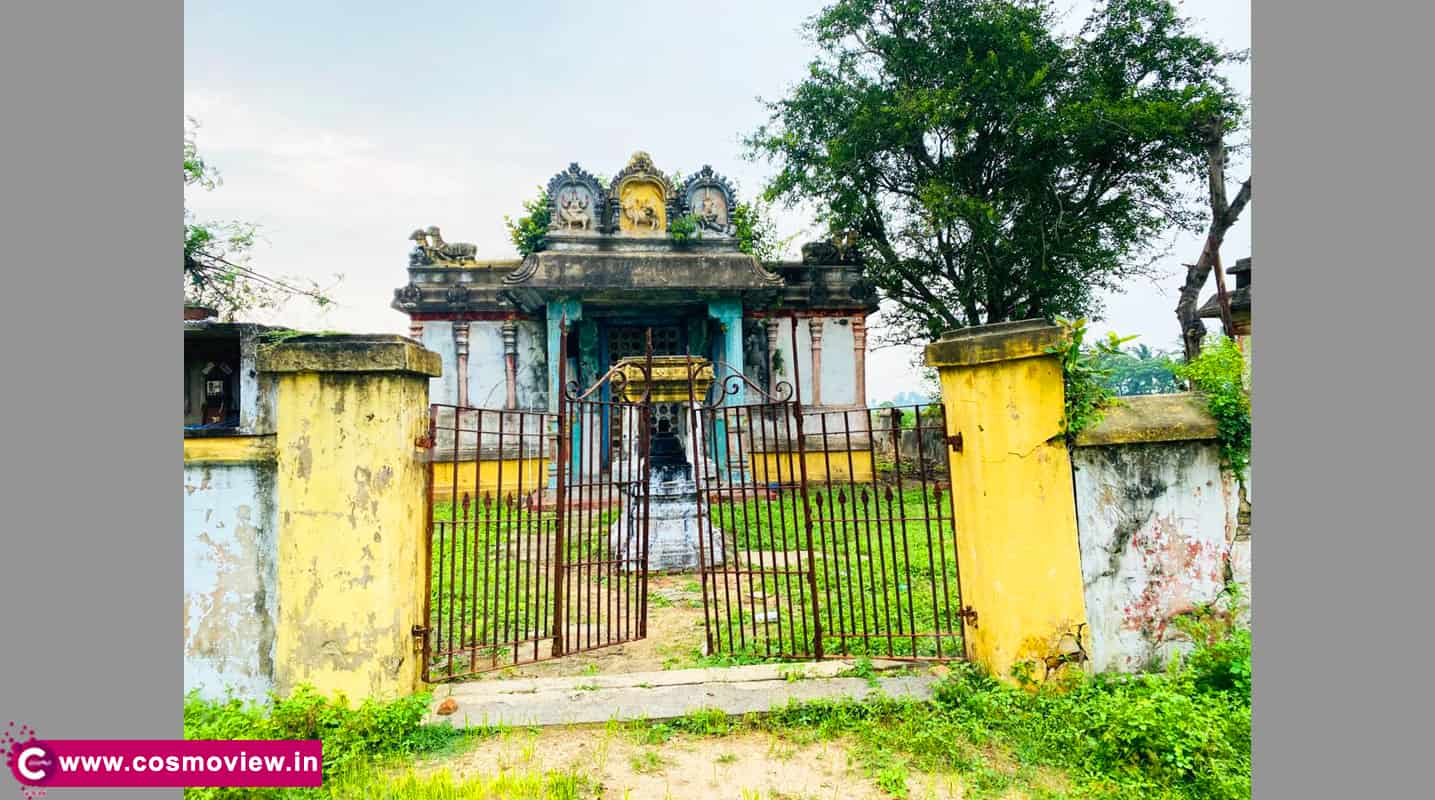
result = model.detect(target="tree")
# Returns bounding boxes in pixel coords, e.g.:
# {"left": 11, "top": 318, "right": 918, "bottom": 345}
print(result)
{"left": 1173, "top": 126, "right": 1250, "bottom": 360}
{"left": 747, "top": 0, "right": 1245, "bottom": 344}
{"left": 1097, "top": 342, "right": 1181, "bottom": 396}
{"left": 184, "top": 118, "right": 334, "bottom": 318}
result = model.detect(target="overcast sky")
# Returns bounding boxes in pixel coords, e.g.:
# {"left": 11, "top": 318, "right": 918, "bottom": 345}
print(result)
{"left": 184, "top": 0, "right": 1250, "bottom": 404}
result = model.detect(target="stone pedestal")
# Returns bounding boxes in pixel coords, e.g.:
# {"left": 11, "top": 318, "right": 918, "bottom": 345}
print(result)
{"left": 610, "top": 414, "right": 723, "bottom": 573}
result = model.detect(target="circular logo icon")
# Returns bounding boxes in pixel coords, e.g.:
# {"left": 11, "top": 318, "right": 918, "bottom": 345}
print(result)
{"left": 10, "top": 741, "right": 56, "bottom": 786}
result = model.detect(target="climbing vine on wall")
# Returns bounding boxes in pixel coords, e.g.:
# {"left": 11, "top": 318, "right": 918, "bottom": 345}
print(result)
{"left": 1049, "top": 317, "right": 1135, "bottom": 444}
{"left": 1175, "top": 336, "right": 1251, "bottom": 474}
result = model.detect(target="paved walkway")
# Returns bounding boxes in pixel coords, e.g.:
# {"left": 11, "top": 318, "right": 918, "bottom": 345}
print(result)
{"left": 427, "top": 660, "right": 938, "bottom": 727}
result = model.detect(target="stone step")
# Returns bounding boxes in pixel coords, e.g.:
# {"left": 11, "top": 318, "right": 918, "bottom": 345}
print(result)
{"left": 427, "top": 660, "right": 936, "bottom": 728}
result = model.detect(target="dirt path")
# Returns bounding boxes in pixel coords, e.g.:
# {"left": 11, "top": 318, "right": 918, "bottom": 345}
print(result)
{"left": 417, "top": 725, "right": 969, "bottom": 800}
{"left": 453, "top": 574, "right": 710, "bottom": 681}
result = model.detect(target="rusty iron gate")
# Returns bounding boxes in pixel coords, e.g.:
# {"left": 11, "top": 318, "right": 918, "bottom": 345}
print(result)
{"left": 688, "top": 322, "right": 968, "bottom": 662}
{"left": 420, "top": 332, "right": 653, "bottom": 681}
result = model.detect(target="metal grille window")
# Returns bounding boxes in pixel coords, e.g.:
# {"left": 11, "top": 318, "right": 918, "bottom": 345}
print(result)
{"left": 610, "top": 326, "right": 680, "bottom": 361}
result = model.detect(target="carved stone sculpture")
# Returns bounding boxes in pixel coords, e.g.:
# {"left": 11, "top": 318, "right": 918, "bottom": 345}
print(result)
{"left": 546, "top": 163, "right": 607, "bottom": 234}
{"left": 426, "top": 226, "right": 477, "bottom": 263}
{"left": 409, "top": 226, "right": 477, "bottom": 265}
{"left": 556, "top": 188, "right": 595, "bottom": 231}
{"left": 612, "top": 151, "right": 673, "bottom": 235}
{"left": 408, "top": 229, "right": 434, "bottom": 266}
{"left": 444, "top": 285, "right": 470, "bottom": 306}
{"left": 695, "top": 189, "right": 728, "bottom": 233}
{"left": 681, "top": 166, "right": 738, "bottom": 237}
{"left": 393, "top": 282, "right": 422, "bottom": 310}
{"left": 622, "top": 194, "right": 662, "bottom": 231}
{"left": 801, "top": 235, "right": 861, "bottom": 265}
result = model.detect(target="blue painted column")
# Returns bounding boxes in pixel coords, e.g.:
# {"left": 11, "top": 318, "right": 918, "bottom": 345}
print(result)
{"left": 707, "top": 299, "right": 744, "bottom": 476}
{"left": 546, "top": 299, "right": 582, "bottom": 488}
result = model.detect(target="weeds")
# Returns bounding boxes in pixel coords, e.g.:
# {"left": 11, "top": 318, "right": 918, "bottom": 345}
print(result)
{"left": 627, "top": 749, "right": 668, "bottom": 775}
{"left": 631, "top": 628, "right": 1252, "bottom": 800}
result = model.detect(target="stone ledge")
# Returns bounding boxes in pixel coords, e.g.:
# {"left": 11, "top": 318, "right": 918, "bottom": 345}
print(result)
{"left": 1074, "top": 393, "right": 1218, "bottom": 447}
{"left": 924, "top": 319, "right": 1061, "bottom": 368}
{"left": 256, "top": 334, "right": 442, "bottom": 377}
{"left": 183, "top": 433, "right": 277, "bottom": 465}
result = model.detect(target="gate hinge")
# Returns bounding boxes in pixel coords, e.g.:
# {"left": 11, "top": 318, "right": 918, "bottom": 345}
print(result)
{"left": 955, "top": 606, "right": 978, "bottom": 628}
{"left": 946, "top": 432, "right": 963, "bottom": 452}
{"left": 415, "top": 435, "right": 435, "bottom": 449}
{"left": 411, "top": 624, "right": 429, "bottom": 638}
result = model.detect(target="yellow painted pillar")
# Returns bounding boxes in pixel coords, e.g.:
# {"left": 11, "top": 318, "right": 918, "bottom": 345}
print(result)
{"left": 924, "top": 320, "right": 1088, "bottom": 683}
{"left": 259, "top": 335, "right": 442, "bottom": 701}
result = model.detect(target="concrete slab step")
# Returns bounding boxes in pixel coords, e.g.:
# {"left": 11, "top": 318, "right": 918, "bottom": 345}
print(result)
{"left": 427, "top": 661, "right": 936, "bottom": 728}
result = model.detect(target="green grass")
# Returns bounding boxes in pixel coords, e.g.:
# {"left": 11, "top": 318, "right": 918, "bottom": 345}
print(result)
{"left": 703, "top": 484, "right": 963, "bottom": 660}
{"left": 426, "top": 500, "right": 631, "bottom": 677}
{"left": 325, "top": 766, "right": 591, "bottom": 800}
{"left": 187, "top": 624, "right": 1249, "bottom": 800}
{"left": 427, "top": 480, "right": 963, "bottom": 672}
{"left": 645, "top": 628, "right": 1253, "bottom": 800}
{"left": 182, "top": 686, "right": 483, "bottom": 799}
{"left": 184, "top": 688, "right": 592, "bottom": 799}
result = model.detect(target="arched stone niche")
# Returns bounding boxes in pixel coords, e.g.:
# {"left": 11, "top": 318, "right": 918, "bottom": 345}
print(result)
{"left": 681, "top": 165, "right": 738, "bottom": 237}
{"left": 547, "top": 163, "right": 606, "bottom": 234}
{"left": 610, "top": 151, "right": 675, "bottom": 236}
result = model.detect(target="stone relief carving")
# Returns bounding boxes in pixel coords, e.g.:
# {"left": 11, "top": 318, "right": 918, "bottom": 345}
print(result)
{"left": 546, "top": 163, "right": 606, "bottom": 233}
{"left": 408, "top": 230, "right": 432, "bottom": 266}
{"left": 801, "top": 233, "right": 862, "bottom": 265}
{"left": 680, "top": 165, "right": 737, "bottom": 236}
{"left": 393, "top": 282, "right": 423, "bottom": 310}
{"left": 556, "top": 189, "right": 596, "bottom": 231}
{"left": 444, "top": 285, "right": 470, "bottom": 307}
{"left": 610, "top": 151, "right": 674, "bottom": 235}
{"left": 621, "top": 190, "right": 663, "bottom": 232}
{"left": 409, "top": 226, "right": 478, "bottom": 265}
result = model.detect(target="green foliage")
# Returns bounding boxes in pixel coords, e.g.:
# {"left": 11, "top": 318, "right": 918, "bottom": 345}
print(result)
{"left": 184, "top": 117, "right": 336, "bottom": 319}
{"left": 769, "top": 347, "right": 785, "bottom": 376}
{"left": 668, "top": 628, "right": 1252, "bottom": 799}
{"left": 505, "top": 187, "right": 551, "bottom": 256}
{"left": 1096, "top": 343, "right": 1182, "bottom": 396}
{"left": 357, "top": 768, "right": 591, "bottom": 800}
{"left": 747, "top": 0, "right": 1245, "bottom": 344}
{"left": 1174, "top": 336, "right": 1251, "bottom": 473}
{"left": 182, "top": 685, "right": 468, "bottom": 799}
{"left": 705, "top": 486, "right": 964, "bottom": 660}
{"left": 731, "top": 200, "right": 788, "bottom": 262}
{"left": 1049, "top": 317, "right": 1134, "bottom": 442}
{"left": 668, "top": 213, "right": 700, "bottom": 244}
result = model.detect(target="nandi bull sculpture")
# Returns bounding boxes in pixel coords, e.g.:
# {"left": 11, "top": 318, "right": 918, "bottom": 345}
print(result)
{"left": 408, "top": 226, "right": 478, "bottom": 265}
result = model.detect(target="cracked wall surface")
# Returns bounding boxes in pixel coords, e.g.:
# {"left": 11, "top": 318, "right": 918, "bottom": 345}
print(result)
{"left": 182, "top": 460, "right": 278, "bottom": 700}
{"left": 1073, "top": 440, "right": 1242, "bottom": 672}
{"left": 273, "top": 371, "right": 429, "bottom": 700}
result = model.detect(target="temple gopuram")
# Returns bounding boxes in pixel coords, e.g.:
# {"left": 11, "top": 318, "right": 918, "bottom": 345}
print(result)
{"left": 392, "top": 152, "right": 877, "bottom": 425}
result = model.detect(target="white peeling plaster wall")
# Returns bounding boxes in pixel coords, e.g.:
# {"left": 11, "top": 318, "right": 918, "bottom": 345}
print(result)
{"left": 183, "top": 461, "right": 278, "bottom": 701}
{"left": 819, "top": 318, "right": 858, "bottom": 407}
{"left": 768, "top": 317, "right": 855, "bottom": 406}
{"left": 516, "top": 321, "right": 547, "bottom": 410}
{"left": 466, "top": 321, "right": 507, "bottom": 410}
{"left": 421, "top": 321, "right": 458, "bottom": 406}
{"left": 1073, "top": 440, "right": 1240, "bottom": 673}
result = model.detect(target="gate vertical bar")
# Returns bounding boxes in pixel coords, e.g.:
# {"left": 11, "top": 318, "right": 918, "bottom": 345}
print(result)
{"left": 552, "top": 321, "right": 569, "bottom": 657}
{"left": 420, "top": 406, "right": 437, "bottom": 681}
{"left": 638, "top": 332, "right": 654, "bottom": 639}
{"left": 788, "top": 312, "right": 822, "bottom": 658}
